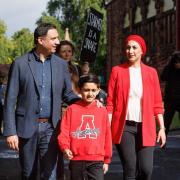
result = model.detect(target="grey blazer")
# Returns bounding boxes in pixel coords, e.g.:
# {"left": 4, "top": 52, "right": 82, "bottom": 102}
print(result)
{"left": 3, "top": 50, "right": 79, "bottom": 138}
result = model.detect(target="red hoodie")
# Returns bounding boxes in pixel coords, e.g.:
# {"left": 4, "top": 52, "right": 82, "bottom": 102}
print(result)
{"left": 58, "top": 100, "right": 112, "bottom": 164}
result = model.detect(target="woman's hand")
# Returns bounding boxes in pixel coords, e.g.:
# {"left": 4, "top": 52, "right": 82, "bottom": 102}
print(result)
{"left": 157, "top": 128, "right": 166, "bottom": 148}
{"left": 156, "top": 114, "right": 166, "bottom": 148}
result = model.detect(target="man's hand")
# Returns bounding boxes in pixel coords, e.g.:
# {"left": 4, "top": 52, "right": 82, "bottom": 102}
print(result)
{"left": 95, "top": 99, "right": 103, "bottom": 108}
{"left": 6, "top": 135, "right": 19, "bottom": 151}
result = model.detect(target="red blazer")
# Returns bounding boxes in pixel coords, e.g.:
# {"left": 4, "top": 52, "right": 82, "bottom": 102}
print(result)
{"left": 107, "top": 62, "right": 164, "bottom": 146}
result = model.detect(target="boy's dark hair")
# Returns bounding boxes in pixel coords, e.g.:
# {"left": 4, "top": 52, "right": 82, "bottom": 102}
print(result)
{"left": 56, "top": 40, "right": 75, "bottom": 55}
{"left": 34, "top": 23, "right": 57, "bottom": 45}
{"left": 78, "top": 74, "right": 100, "bottom": 89}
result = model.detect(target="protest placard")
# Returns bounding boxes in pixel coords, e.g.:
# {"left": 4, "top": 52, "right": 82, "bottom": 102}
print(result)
{"left": 80, "top": 8, "right": 103, "bottom": 63}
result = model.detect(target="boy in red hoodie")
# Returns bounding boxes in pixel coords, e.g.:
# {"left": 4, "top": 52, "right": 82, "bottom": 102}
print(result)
{"left": 58, "top": 74, "right": 112, "bottom": 180}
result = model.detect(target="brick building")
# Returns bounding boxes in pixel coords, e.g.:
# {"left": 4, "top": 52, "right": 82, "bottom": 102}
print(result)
{"left": 105, "top": 0, "right": 179, "bottom": 85}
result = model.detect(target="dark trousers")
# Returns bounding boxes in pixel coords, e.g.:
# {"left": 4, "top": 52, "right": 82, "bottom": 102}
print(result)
{"left": 116, "top": 123, "right": 154, "bottom": 180}
{"left": 57, "top": 150, "right": 65, "bottom": 180}
{"left": 164, "top": 101, "right": 180, "bottom": 135}
{"left": 69, "top": 161, "right": 104, "bottom": 180}
{"left": 0, "top": 104, "right": 3, "bottom": 134}
{"left": 19, "top": 122, "right": 58, "bottom": 180}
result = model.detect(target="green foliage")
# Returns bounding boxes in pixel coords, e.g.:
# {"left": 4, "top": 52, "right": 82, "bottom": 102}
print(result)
{"left": 47, "top": 0, "right": 62, "bottom": 19}
{"left": 0, "top": 19, "right": 14, "bottom": 64}
{"left": 0, "top": 20, "right": 34, "bottom": 64}
{"left": 47, "top": 0, "right": 107, "bottom": 75}
{"left": 36, "top": 13, "right": 64, "bottom": 39}
{"left": 11, "top": 28, "right": 34, "bottom": 58}
{"left": 47, "top": 0, "right": 78, "bottom": 30}
{"left": 0, "top": 36, "right": 14, "bottom": 64}
{"left": 0, "top": 19, "right": 7, "bottom": 35}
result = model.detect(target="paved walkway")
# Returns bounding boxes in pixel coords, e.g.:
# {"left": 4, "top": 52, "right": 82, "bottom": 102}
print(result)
{"left": 0, "top": 130, "right": 180, "bottom": 180}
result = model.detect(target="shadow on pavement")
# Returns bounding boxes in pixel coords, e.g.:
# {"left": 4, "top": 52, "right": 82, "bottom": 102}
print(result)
{"left": 0, "top": 129, "right": 180, "bottom": 180}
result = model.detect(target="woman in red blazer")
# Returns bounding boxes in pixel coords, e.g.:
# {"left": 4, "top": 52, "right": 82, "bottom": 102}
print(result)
{"left": 107, "top": 34, "right": 166, "bottom": 180}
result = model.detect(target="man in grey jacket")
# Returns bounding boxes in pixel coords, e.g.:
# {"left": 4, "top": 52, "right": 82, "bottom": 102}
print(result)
{"left": 3, "top": 23, "right": 79, "bottom": 180}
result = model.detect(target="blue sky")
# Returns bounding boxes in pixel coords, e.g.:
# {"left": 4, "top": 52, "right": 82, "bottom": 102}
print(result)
{"left": 0, "top": 0, "right": 49, "bottom": 37}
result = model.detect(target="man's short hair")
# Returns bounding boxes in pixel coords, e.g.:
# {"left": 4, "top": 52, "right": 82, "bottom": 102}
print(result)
{"left": 34, "top": 23, "right": 57, "bottom": 45}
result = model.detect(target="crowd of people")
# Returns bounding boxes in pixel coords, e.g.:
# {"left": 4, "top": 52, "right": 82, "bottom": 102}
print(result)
{"left": 1, "top": 22, "right": 179, "bottom": 180}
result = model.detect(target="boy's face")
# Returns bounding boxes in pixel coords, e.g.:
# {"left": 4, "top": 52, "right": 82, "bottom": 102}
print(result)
{"left": 80, "top": 83, "right": 100, "bottom": 104}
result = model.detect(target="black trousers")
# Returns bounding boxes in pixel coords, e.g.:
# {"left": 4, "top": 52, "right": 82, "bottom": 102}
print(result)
{"left": 69, "top": 161, "right": 104, "bottom": 180}
{"left": 116, "top": 122, "right": 154, "bottom": 180}
{"left": 57, "top": 150, "right": 65, "bottom": 180}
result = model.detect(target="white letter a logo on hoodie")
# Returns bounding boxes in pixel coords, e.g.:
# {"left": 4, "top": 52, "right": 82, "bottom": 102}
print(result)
{"left": 77, "top": 115, "right": 98, "bottom": 139}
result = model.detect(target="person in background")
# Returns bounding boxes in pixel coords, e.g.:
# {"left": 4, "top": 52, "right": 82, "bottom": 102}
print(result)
{"left": 0, "top": 83, "right": 3, "bottom": 135}
{"left": 80, "top": 61, "right": 90, "bottom": 76}
{"left": 56, "top": 40, "right": 75, "bottom": 62}
{"left": 56, "top": 40, "right": 80, "bottom": 180}
{"left": 56, "top": 40, "right": 80, "bottom": 95}
{"left": 0, "top": 76, "right": 7, "bottom": 135}
{"left": 161, "top": 51, "right": 180, "bottom": 136}
{"left": 107, "top": 34, "right": 166, "bottom": 180}
{"left": 96, "top": 88, "right": 107, "bottom": 106}
{"left": 58, "top": 74, "right": 112, "bottom": 180}
{"left": 3, "top": 23, "right": 79, "bottom": 180}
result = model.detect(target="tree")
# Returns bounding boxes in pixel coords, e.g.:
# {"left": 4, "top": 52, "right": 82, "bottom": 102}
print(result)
{"left": 47, "top": 0, "right": 107, "bottom": 75}
{"left": 47, "top": 0, "right": 78, "bottom": 30}
{"left": 0, "top": 19, "right": 14, "bottom": 64}
{"left": 11, "top": 28, "right": 34, "bottom": 58}
{"left": 0, "top": 19, "right": 6, "bottom": 35}
{"left": 36, "top": 13, "right": 64, "bottom": 39}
